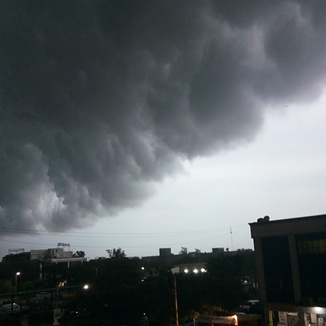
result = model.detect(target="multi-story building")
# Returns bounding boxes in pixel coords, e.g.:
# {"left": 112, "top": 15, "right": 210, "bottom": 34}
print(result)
{"left": 249, "top": 214, "right": 326, "bottom": 326}
{"left": 30, "top": 248, "right": 74, "bottom": 261}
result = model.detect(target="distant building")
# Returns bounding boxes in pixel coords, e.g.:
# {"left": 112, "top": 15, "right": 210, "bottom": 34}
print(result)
{"left": 250, "top": 214, "right": 326, "bottom": 326}
{"left": 212, "top": 248, "right": 225, "bottom": 255}
{"left": 2, "top": 251, "right": 30, "bottom": 263}
{"left": 30, "top": 248, "right": 73, "bottom": 260}
{"left": 2, "top": 247, "right": 84, "bottom": 283}
{"left": 3, "top": 247, "right": 84, "bottom": 265}
{"left": 159, "top": 248, "right": 172, "bottom": 257}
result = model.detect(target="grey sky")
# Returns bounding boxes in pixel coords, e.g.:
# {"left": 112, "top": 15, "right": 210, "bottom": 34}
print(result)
{"left": 1, "top": 1, "right": 326, "bottom": 257}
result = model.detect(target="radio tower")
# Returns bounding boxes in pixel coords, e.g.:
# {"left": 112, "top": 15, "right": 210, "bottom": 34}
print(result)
{"left": 230, "top": 227, "right": 233, "bottom": 251}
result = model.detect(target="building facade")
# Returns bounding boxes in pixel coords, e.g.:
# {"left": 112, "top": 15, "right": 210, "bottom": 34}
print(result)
{"left": 249, "top": 214, "right": 326, "bottom": 326}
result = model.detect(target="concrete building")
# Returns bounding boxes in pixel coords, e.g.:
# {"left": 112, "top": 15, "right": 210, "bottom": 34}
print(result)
{"left": 249, "top": 214, "right": 326, "bottom": 326}
{"left": 30, "top": 248, "right": 73, "bottom": 261}
{"left": 3, "top": 247, "right": 84, "bottom": 273}
{"left": 159, "top": 248, "right": 172, "bottom": 257}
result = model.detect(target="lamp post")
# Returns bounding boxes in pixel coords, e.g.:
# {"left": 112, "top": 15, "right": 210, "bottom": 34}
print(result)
{"left": 173, "top": 273, "right": 179, "bottom": 326}
{"left": 171, "top": 267, "right": 179, "bottom": 326}
{"left": 15, "top": 272, "right": 20, "bottom": 292}
{"left": 171, "top": 266, "right": 206, "bottom": 326}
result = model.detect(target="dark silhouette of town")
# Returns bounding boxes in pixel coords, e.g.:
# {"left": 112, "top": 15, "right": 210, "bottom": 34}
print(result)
{"left": 0, "top": 246, "right": 257, "bottom": 325}
{"left": 1, "top": 214, "right": 326, "bottom": 326}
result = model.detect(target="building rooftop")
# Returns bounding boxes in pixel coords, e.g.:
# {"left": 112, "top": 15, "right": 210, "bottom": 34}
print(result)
{"left": 249, "top": 214, "right": 326, "bottom": 238}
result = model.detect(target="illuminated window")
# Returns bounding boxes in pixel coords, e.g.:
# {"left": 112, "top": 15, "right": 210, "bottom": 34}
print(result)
{"left": 297, "top": 237, "right": 326, "bottom": 254}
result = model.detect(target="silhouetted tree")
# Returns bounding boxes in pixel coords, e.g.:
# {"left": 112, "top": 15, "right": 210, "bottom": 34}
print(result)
{"left": 106, "top": 247, "right": 126, "bottom": 259}
{"left": 179, "top": 247, "right": 188, "bottom": 255}
{"left": 73, "top": 250, "right": 85, "bottom": 258}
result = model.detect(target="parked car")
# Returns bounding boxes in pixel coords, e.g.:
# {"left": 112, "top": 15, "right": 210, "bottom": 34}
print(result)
{"left": 239, "top": 300, "right": 262, "bottom": 314}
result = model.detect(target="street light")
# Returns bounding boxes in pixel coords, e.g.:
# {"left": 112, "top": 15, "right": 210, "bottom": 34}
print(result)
{"left": 171, "top": 268, "right": 179, "bottom": 326}
{"left": 15, "top": 272, "right": 21, "bottom": 292}
{"left": 173, "top": 273, "right": 179, "bottom": 326}
{"left": 171, "top": 266, "right": 207, "bottom": 326}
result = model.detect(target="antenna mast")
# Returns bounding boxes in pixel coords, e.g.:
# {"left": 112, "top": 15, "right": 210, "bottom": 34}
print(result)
{"left": 230, "top": 227, "right": 233, "bottom": 251}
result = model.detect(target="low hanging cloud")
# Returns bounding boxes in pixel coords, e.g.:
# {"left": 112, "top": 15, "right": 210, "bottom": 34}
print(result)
{"left": 1, "top": 0, "right": 326, "bottom": 232}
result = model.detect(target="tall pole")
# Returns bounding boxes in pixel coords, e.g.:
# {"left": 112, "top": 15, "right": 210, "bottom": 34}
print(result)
{"left": 40, "top": 261, "right": 43, "bottom": 281}
{"left": 53, "top": 263, "right": 60, "bottom": 326}
{"left": 174, "top": 274, "right": 179, "bottom": 326}
{"left": 15, "top": 272, "right": 20, "bottom": 292}
{"left": 230, "top": 226, "right": 233, "bottom": 251}
{"left": 56, "top": 263, "right": 59, "bottom": 308}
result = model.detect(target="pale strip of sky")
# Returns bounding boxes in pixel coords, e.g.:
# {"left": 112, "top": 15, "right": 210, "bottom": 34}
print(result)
{"left": 88, "top": 90, "right": 326, "bottom": 257}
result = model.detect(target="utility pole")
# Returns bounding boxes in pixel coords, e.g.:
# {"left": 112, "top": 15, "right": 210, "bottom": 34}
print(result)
{"left": 173, "top": 273, "right": 179, "bottom": 326}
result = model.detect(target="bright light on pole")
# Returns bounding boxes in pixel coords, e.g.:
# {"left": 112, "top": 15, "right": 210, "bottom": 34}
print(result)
{"left": 15, "top": 272, "right": 21, "bottom": 292}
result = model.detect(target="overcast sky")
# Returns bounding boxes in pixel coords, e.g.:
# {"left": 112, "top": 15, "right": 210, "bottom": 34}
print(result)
{"left": 1, "top": 1, "right": 326, "bottom": 259}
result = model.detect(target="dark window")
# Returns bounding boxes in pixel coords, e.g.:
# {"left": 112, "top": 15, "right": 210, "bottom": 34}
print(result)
{"left": 262, "top": 236, "right": 294, "bottom": 303}
{"left": 296, "top": 233, "right": 326, "bottom": 298}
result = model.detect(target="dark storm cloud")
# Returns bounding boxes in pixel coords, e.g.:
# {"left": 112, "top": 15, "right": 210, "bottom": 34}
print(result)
{"left": 1, "top": 0, "right": 326, "bottom": 232}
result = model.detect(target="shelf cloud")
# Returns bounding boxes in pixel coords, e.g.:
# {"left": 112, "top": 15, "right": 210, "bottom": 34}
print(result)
{"left": 1, "top": 1, "right": 326, "bottom": 232}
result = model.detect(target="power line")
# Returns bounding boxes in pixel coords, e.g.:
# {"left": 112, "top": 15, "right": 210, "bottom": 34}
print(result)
{"left": 0, "top": 224, "right": 248, "bottom": 238}
{"left": 0, "top": 225, "right": 250, "bottom": 254}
